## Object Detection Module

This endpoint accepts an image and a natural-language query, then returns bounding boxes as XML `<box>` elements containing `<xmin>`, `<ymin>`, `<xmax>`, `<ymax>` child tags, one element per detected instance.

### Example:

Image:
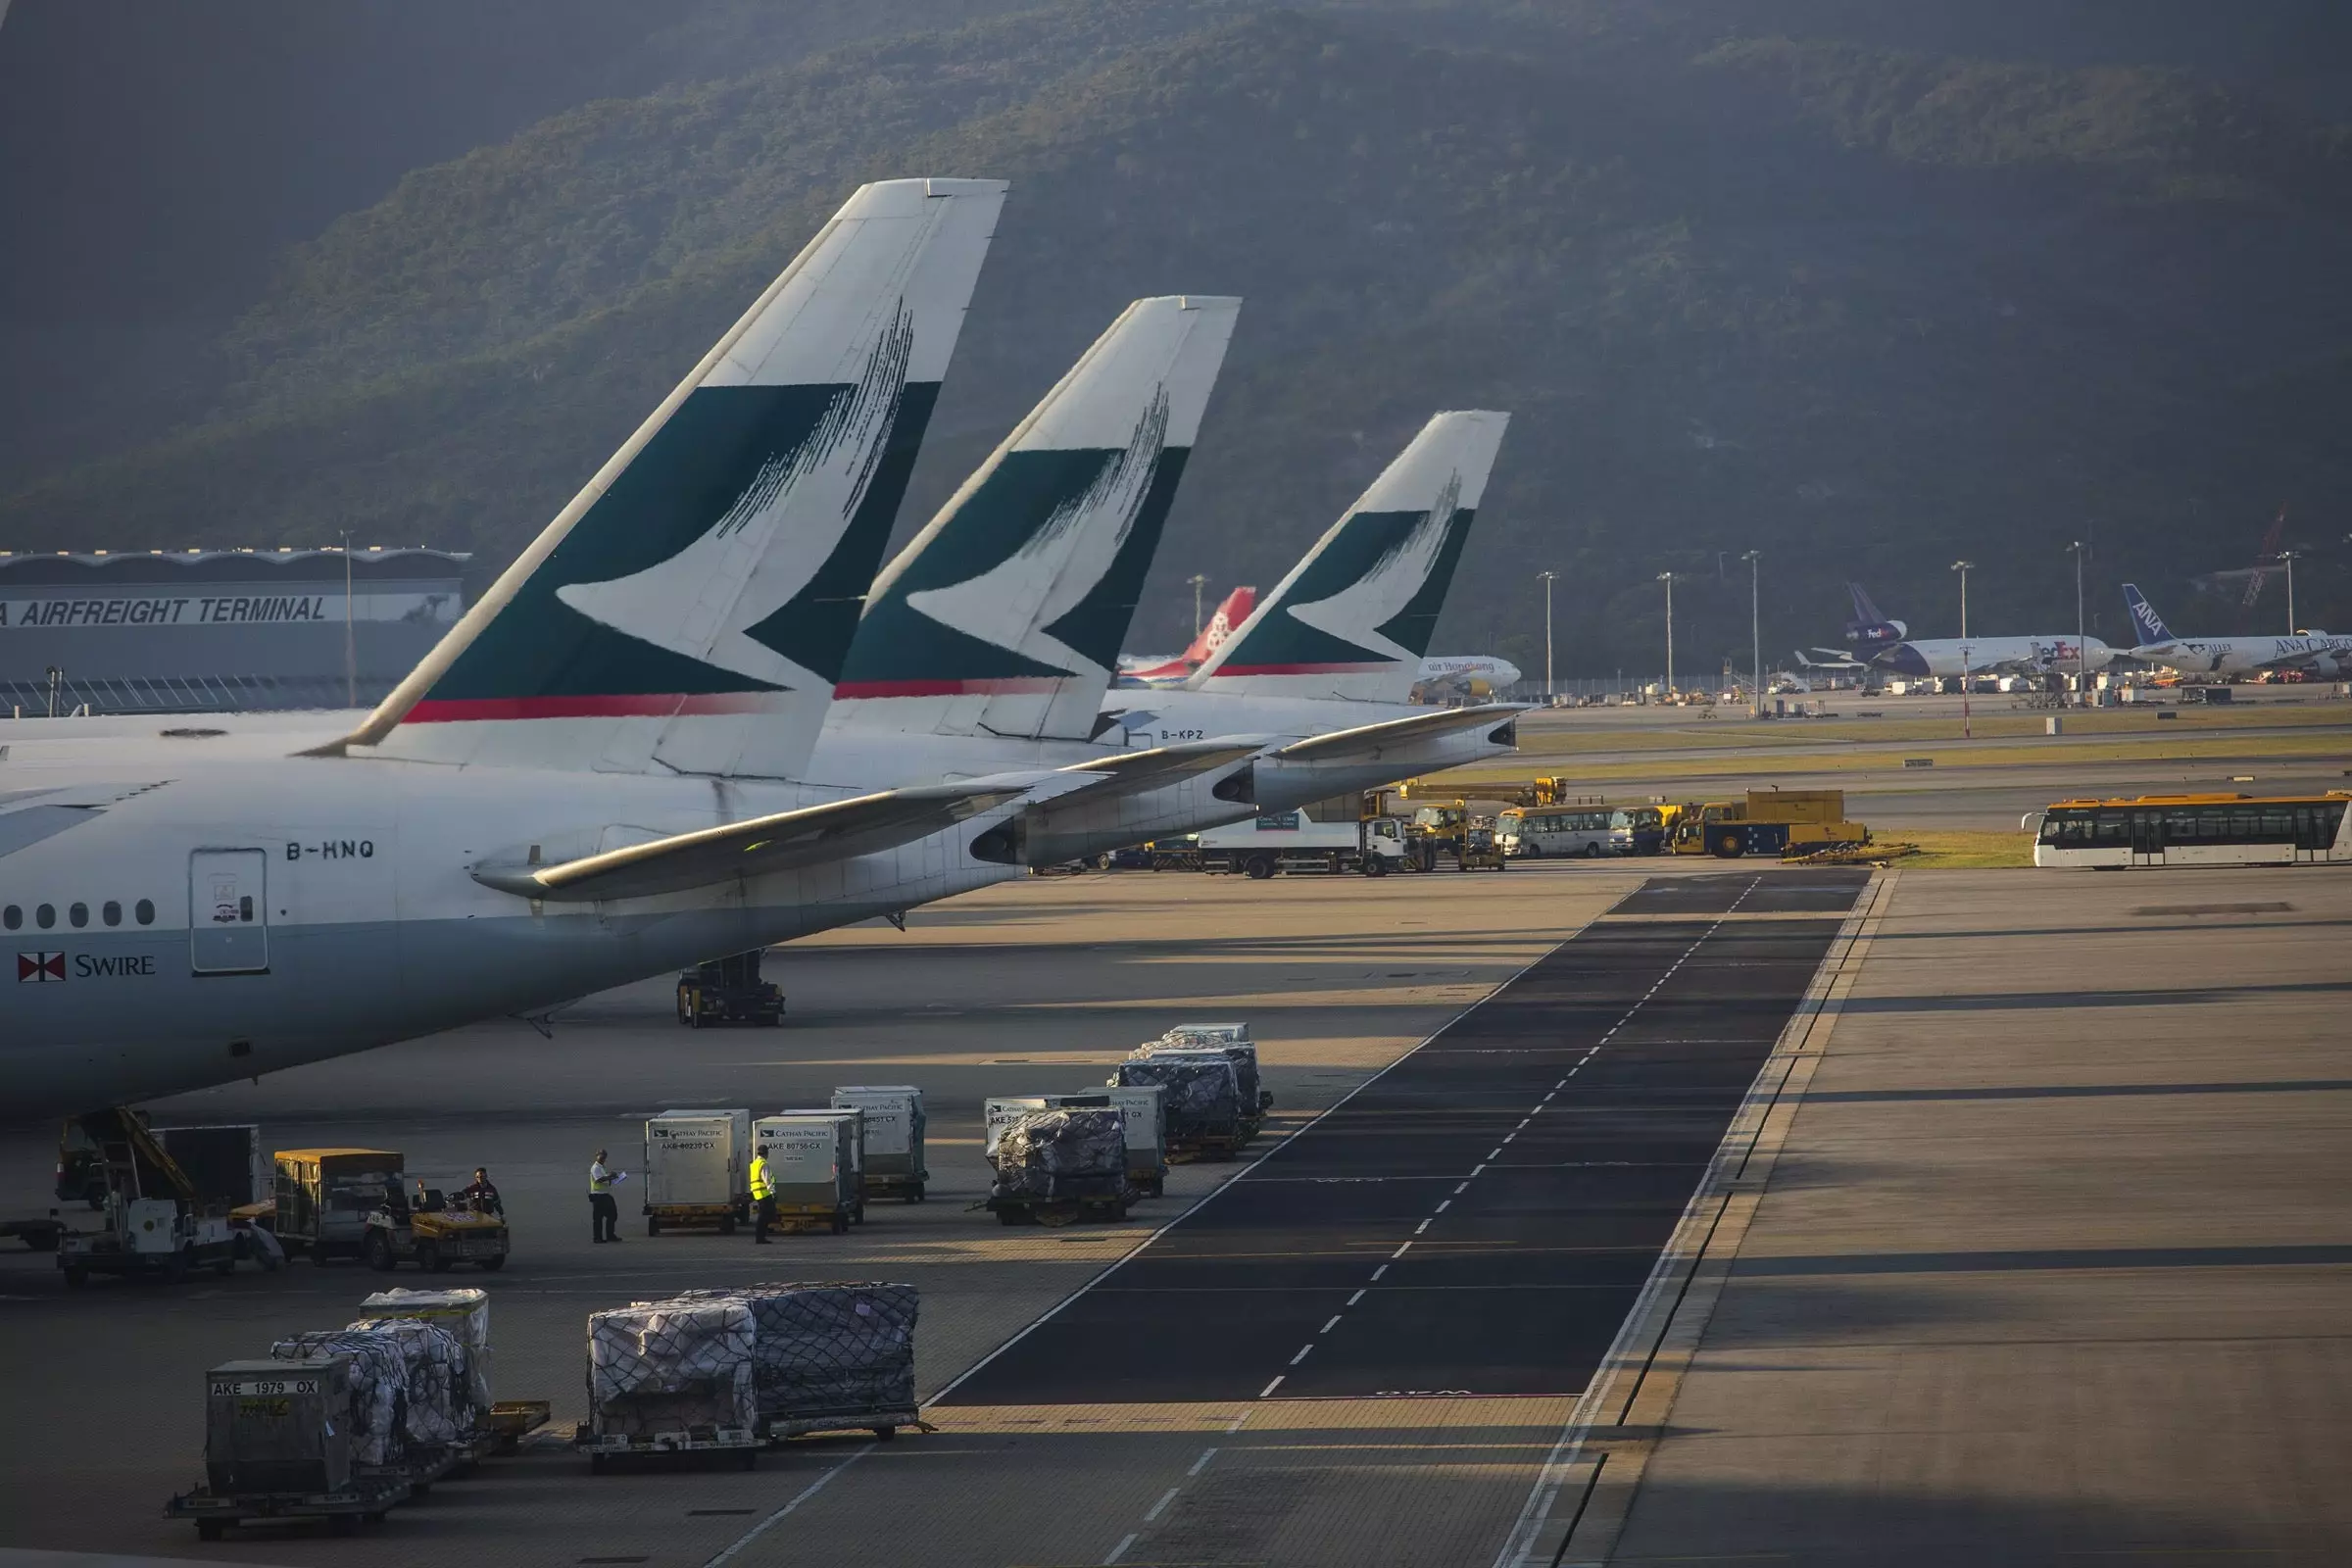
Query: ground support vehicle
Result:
<box><xmin>57</xmin><ymin>1109</ymin><xmax>266</xmax><ymax>1287</ymax></box>
<box><xmin>1669</xmin><ymin>789</ymin><xmax>1869</xmax><ymax>859</ymax></box>
<box><xmin>271</xmin><ymin>1149</ymin><xmax>404</xmax><ymax>1264</ymax></box>
<box><xmin>643</xmin><ymin>1108</ymin><xmax>752</xmax><ymax>1235</ymax></box>
<box><xmin>675</xmin><ymin>951</ymin><xmax>784</xmax><ymax>1027</ymax></box>
<box><xmin>1408</xmin><ymin>802</ymin><xmax>1471</xmax><ymax>862</ymax></box>
<box><xmin>1198</xmin><ymin>808</ymin><xmax>1409</xmax><ymax>877</ymax></box>
<box><xmin>1145</xmin><ymin>836</ymin><xmax>1201</xmax><ymax>870</ymax></box>
<box><xmin>749</xmin><ymin>1113</ymin><xmax>857</xmax><ymax>1234</ymax></box>
<box><xmin>2034</xmin><ymin>791</ymin><xmax>2352</xmax><ymax>869</ymax></box>
<box><xmin>1457</xmin><ymin>825</ymin><xmax>1508</xmax><ymax>870</ymax></box>
<box><xmin>2</xmin><ymin>1215</ymin><xmax>65</xmax><ymax>1251</ymax></box>
<box><xmin>363</xmin><ymin>1187</ymin><xmax>509</xmax><ymax>1273</ymax></box>
<box><xmin>831</xmin><ymin>1086</ymin><xmax>928</xmax><ymax>1201</ymax></box>
<box><xmin>1496</xmin><ymin>805</ymin><xmax>1629</xmax><ymax>859</ymax></box>
<box><xmin>483</xmin><ymin>1401</ymin><xmax>552</xmax><ymax>1454</ymax></box>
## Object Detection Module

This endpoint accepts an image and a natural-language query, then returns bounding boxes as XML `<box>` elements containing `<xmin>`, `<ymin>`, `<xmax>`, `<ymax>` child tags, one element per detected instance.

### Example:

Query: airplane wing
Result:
<box><xmin>1271</xmin><ymin>704</ymin><xmax>1531</xmax><ymax>763</ymax></box>
<box><xmin>1046</xmin><ymin>737</ymin><xmax>1268</xmax><ymax>801</ymax></box>
<box><xmin>471</xmin><ymin>782</ymin><xmax>1028</xmax><ymax>903</ymax></box>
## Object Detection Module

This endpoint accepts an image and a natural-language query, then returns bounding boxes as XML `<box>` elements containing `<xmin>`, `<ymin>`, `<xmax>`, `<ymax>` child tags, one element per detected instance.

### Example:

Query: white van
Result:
<box><xmin>1497</xmin><ymin>807</ymin><xmax>1632</xmax><ymax>859</ymax></box>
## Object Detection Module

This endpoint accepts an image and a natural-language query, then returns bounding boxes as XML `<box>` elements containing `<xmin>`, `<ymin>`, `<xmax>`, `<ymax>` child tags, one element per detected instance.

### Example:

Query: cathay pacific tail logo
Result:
<box><xmin>553</xmin><ymin>303</ymin><xmax>919</xmax><ymax>690</ymax></box>
<box><xmin>905</xmin><ymin>389</ymin><xmax>1173</xmax><ymax>677</ymax></box>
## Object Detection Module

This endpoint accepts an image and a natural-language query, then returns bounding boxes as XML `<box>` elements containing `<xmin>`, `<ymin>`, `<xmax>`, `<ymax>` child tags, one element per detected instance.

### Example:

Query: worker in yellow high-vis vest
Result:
<box><xmin>749</xmin><ymin>1147</ymin><xmax>775</xmax><ymax>1245</ymax></box>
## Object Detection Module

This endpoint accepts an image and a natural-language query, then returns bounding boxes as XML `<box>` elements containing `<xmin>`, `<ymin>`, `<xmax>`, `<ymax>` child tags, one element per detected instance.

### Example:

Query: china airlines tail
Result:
<box><xmin>1183</xmin><ymin>411</ymin><xmax>1507</xmax><ymax>703</ymax></box>
<box><xmin>832</xmin><ymin>294</ymin><xmax>1239</xmax><ymax>742</ymax></box>
<box><xmin>332</xmin><ymin>177</ymin><xmax>1006</xmax><ymax>776</ymax></box>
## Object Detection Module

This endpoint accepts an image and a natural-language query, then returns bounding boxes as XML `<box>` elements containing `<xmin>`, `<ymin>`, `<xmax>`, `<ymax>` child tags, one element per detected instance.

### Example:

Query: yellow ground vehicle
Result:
<box><xmin>1457</xmin><ymin>825</ymin><xmax>1507</xmax><ymax>870</ymax></box>
<box><xmin>1669</xmin><ymin>790</ymin><xmax>1869</xmax><ymax>858</ymax></box>
<box><xmin>1410</xmin><ymin>803</ymin><xmax>1470</xmax><ymax>863</ymax></box>
<box><xmin>270</xmin><ymin>1149</ymin><xmax>404</xmax><ymax>1263</ymax></box>
<box><xmin>364</xmin><ymin>1180</ymin><xmax>509</xmax><ymax>1273</ymax></box>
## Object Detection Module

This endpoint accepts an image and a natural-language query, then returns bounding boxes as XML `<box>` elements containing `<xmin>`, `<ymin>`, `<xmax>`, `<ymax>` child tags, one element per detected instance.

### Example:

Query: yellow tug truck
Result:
<box><xmin>1669</xmin><ymin>789</ymin><xmax>1869</xmax><ymax>859</ymax></box>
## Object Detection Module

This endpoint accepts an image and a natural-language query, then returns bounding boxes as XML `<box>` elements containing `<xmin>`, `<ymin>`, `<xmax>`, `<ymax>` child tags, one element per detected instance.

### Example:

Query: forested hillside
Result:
<box><xmin>7</xmin><ymin>0</ymin><xmax>2352</xmax><ymax>675</ymax></box>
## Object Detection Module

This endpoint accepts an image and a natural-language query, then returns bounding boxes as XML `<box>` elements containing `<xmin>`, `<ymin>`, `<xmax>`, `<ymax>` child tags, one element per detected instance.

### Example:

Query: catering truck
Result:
<box><xmin>1197</xmin><ymin>809</ymin><xmax>1411</xmax><ymax>878</ymax></box>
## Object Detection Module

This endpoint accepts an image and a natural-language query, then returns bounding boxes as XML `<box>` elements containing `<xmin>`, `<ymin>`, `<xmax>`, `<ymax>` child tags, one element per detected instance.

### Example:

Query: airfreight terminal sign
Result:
<box><xmin>0</xmin><ymin>592</ymin><xmax>456</xmax><ymax>628</ymax></box>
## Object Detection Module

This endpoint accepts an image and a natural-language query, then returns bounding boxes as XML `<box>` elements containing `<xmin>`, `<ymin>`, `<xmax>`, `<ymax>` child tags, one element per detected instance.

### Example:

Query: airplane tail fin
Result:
<box><xmin>833</xmin><ymin>294</ymin><xmax>1240</xmax><ymax>742</ymax></box>
<box><xmin>1186</xmin><ymin>411</ymin><xmax>1509</xmax><ymax>703</ymax></box>
<box><xmin>1180</xmin><ymin>587</ymin><xmax>1256</xmax><ymax>665</ymax></box>
<box><xmin>1848</xmin><ymin>581</ymin><xmax>1886</xmax><ymax>626</ymax></box>
<box><xmin>337</xmin><ymin>177</ymin><xmax>1006</xmax><ymax>775</ymax></box>
<box><xmin>2123</xmin><ymin>583</ymin><xmax>2177</xmax><ymax>648</ymax></box>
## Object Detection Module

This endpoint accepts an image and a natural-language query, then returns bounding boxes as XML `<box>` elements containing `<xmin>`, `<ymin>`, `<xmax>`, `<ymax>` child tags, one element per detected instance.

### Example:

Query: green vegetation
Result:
<box><xmin>5</xmin><ymin>0</ymin><xmax>2350</xmax><ymax>660</ymax></box>
<box><xmin>1878</xmin><ymin>831</ymin><xmax>2035</xmax><ymax>869</ymax></box>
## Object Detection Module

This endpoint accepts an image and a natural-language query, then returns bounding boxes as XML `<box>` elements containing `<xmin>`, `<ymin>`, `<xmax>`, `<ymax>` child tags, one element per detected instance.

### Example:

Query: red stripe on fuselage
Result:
<box><xmin>401</xmin><ymin>692</ymin><xmax>782</xmax><ymax>722</ymax></box>
<box><xmin>831</xmin><ymin>676</ymin><xmax>1066</xmax><ymax>698</ymax></box>
<box><xmin>1203</xmin><ymin>661</ymin><xmax>1392</xmax><ymax>676</ymax></box>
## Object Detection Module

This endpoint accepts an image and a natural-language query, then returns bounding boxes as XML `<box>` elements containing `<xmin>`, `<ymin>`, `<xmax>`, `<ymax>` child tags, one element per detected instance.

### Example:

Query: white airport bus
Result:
<box><xmin>1496</xmin><ymin>806</ymin><xmax>1633</xmax><ymax>859</ymax></box>
<box><xmin>2033</xmin><ymin>793</ymin><xmax>2351</xmax><ymax>869</ymax></box>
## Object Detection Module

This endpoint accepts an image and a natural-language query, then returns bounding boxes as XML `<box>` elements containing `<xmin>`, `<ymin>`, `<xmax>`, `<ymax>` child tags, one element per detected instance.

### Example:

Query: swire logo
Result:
<box><xmin>17</xmin><ymin>952</ymin><xmax>66</xmax><ymax>983</ymax></box>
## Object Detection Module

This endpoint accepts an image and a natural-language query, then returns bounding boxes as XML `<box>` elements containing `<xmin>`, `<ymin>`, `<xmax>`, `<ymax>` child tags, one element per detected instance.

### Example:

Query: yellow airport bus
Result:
<box><xmin>2033</xmin><ymin>792</ymin><xmax>2351</xmax><ymax>870</ymax></box>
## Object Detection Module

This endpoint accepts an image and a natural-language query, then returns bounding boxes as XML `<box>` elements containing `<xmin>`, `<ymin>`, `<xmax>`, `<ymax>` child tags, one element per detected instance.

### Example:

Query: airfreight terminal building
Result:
<box><xmin>0</xmin><ymin>548</ymin><xmax>467</xmax><ymax>714</ymax></box>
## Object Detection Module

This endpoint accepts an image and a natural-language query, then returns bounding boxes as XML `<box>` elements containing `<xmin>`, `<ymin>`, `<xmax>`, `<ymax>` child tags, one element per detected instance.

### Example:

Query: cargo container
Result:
<box><xmin>270</xmin><ymin>1149</ymin><xmax>403</xmax><ymax>1263</ymax></box>
<box><xmin>749</xmin><ymin>1114</ymin><xmax>855</xmax><ymax>1234</ymax></box>
<box><xmin>988</xmin><ymin>1107</ymin><xmax>1129</xmax><ymax>1226</ymax></box>
<box><xmin>770</xmin><ymin>1109</ymin><xmax>865</xmax><ymax>1222</ymax></box>
<box><xmin>830</xmin><ymin>1086</ymin><xmax>928</xmax><ymax>1201</ymax></box>
<box><xmin>1053</xmin><ymin>1087</ymin><xmax>1168</xmax><ymax>1196</ymax></box>
<box><xmin>167</xmin><ymin>1356</ymin><xmax>408</xmax><ymax>1540</ymax></box>
<box><xmin>1114</xmin><ymin>1049</ymin><xmax>1244</xmax><ymax>1157</ymax></box>
<box><xmin>643</xmin><ymin>1109</ymin><xmax>751</xmax><ymax>1236</ymax></box>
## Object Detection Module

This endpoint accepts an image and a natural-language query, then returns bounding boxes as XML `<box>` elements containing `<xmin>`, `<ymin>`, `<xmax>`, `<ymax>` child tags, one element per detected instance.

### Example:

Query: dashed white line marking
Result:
<box><xmin>1225</xmin><ymin>1408</ymin><xmax>1253</xmax><ymax>1434</ymax></box>
<box><xmin>1435</xmin><ymin>1200</ymin><xmax>1451</xmax><ymax>1213</ymax></box>
<box><xmin>1414</xmin><ymin>1219</ymin><xmax>1432</xmax><ymax>1234</ymax></box>
<box><xmin>1289</xmin><ymin>1344</ymin><xmax>1314</xmax><ymax>1366</ymax></box>
<box><xmin>1554</xmin><ymin>1078</ymin><xmax>1568</xmax><ymax>1090</ymax></box>
<box><xmin>1371</xmin><ymin>1264</ymin><xmax>1389</xmax><ymax>1281</ymax></box>
<box><xmin>1321</xmin><ymin>1315</ymin><xmax>1343</xmax><ymax>1334</ymax></box>
<box><xmin>1516</xmin><ymin>1117</ymin><xmax>1531</xmax><ymax>1129</ymax></box>
<box><xmin>1392</xmin><ymin>1242</ymin><xmax>1414</xmax><ymax>1259</ymax></box>
<box><xmin>1501</xmin><ymin>1133</ymin><xmax>1517</xmax><ymax>1144</ymax></box>
<box><xmin>1473</xmin><ymin>1164</ymin><xmax>1488</xmax><ymax>1175</ymax></box>
<box><xmin>1488</xmin><ymin>1148</ymin><xmax>1503</xmax><ymax>1160</ymax></box>
<box><xmin>1146</xmin><ymin>1487</ymin><xmax>1180</xmax><ymax>1522</ymax></box>
<box><xmin>1347</xmin><ymin>1289</ymin><xmax>1366</xmax><ymax>1306</ymax></box>
<box><xmin>1104</xmin><ymin>1531</ymin><xmax>1139</xmax><ymax>1564</ymax></box>
<box><xmin>1258</xmin><ymin>1375</ymin><xmax>1285</xmax><ymax>1398</ymax></box>
<box><xmin>1541</xmin><ymin>1093</ymin><xmax>1555</xmax><ymax>1103</ymax></box>
<box><xmin>1454</xmin><ymin>1181</ymin><xmax>1471</xmax><ymax>1196</ymax></box>
<box><xmin>1189</xmin><ymin>1447</ymin><xmax>1219</xmax><ymax>1477</ymax></box>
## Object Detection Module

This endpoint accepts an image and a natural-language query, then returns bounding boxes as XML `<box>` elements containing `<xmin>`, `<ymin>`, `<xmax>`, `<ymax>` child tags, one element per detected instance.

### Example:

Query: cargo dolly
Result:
<box><xmin>986</xmin><ymin>1172</ymin><xmax>1131</xmax><ymax>1226</ymax></box>
<box><xmin>577</xmin><ymin>1409</ymin><xmax>928</xmax><ymax>1471</ymax></box>
<box><xmin>168</xmin><ymin>1473</ymin><xmax>412</xmax><ymax>1541</ymax></box>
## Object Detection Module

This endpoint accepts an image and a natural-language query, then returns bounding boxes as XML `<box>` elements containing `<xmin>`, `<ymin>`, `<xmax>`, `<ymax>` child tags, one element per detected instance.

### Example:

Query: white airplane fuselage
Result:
<box><xmin>1874</xmin><ymin>635</ymin><xmax>2115</xmax><ymax>680</ymax></box>
<box><xmin>3</xmin><ymin>758</ymin><xmax>1035</xmax><ymax>1116</ymax></box>
<box><xmin>2133</xmin><ymin>632</ymin><xmax>2350</xmax><ymax>678</ymax></box>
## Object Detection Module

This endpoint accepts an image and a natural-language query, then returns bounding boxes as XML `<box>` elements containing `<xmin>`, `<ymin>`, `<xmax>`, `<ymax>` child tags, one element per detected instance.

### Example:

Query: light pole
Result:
<box><xmin>1950</xmin><ymin>559</ymin><xmax>1973</xmax><ymax>640</ymax></box>
<box><xmin>1186</xmin><ymin>573</ymin><xmax>1208</xmax><ymax>637</ymax></box>
<box><xmin>2279</xmin><ymin>550</ymin><xmax>2303</xmax><ymax>632</ymax></box>
<box><xmin>340</xmin><ymin>529</ymin><xmax>357</xmax><ymax>710</ymax></box>
<box><xmin>1538</xmin><ymin>569</ymin><xmax>1558</xmax><ymax>702</ymax></box>
<box><xmin>2067</xmin><ymin>540</ymin><xmax>2088</xmax><ymax>702</ymax></box>
<box><xmin>1656</xmin><ymin>571</ymin><xmax>1677</xmax><ymax>700</ymax></box>
<box><xmin>1959</xmin><ymin>641</ymin><xmax>1972</xmax><ymax>740</ymax></box>
<box><xmin>1742</xmin><ymin>551</ymin><xmax>1761</xmax><ymax>716</ymax></box>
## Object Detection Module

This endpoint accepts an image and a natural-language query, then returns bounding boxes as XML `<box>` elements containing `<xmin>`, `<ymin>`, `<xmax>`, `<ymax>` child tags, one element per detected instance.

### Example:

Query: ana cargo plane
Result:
<box><xmin>2124</xmin><ymin>584</ymin><xmax>2351</xmax><ymax>677</ymax></box>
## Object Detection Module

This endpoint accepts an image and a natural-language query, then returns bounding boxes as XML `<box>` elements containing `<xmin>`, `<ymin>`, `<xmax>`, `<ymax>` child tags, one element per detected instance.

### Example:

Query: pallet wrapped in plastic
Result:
<box><xmin>992</xmin><ymin>1106</ymin><xmax>1127</xmax><ymax>1200</ymax></box>
<box><xmin>587</xmin><ymin>1298</ymin><xmax>757</xmax><ymax>1439</ymax></box>
<box><xmin>1155</xmin><ymin>1032</ymin><xmax>1262</xmax><ymax>1109</ymax></box>
<box><xmin>671</xmin><ymin>1283</ymin><xmax>918</xmax><ymax>1422</ymax></box>
<box><xmin>358</xmin><ymin>1287</ymin><xmax>492</xmax><ymax>1410</ymax></box>
<box><xmin>346</xmin><ymin>1315</ymin><xmax>475</xmax><ymax>1445</ymax></box>
<box><xmin>1113</xmin><ymin>1053</ymin><xmax>1241</xmax><ymax>1134</ymax></box>
<box><xmin>270</xmin><ymin>1329</ymin><xmax>411</xmax><ymax>1467</ymax></box>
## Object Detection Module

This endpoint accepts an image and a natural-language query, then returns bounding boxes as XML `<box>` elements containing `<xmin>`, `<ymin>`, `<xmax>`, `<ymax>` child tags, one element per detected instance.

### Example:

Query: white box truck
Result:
<box><xmin>831</xmin><ymin>1086</ymin><xmax>928</xmax><ymax>1202</ymax></box>
<box><xmin>643</xmin><ymin>1108</ymin><xmax>751</xmax><ymax>1236</ymax></box>
<box><xmin>1197</xmin><ymin>808</ymin><xmax>1409</xmax><ymax>878</ymax></box>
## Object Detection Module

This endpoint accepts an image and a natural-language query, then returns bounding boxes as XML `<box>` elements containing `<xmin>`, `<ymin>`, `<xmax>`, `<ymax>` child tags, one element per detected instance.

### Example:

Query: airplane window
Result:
<box><xmin>102</xmin><ymin>901</ymin><xmax>122</xmax><ymax>927</ymax></box>
<box><xmin>135</xmin><ymin>899</ymin><xmax>156</xmax><ymax>926</ymax></box>
<box><xmin>1</xmin><ymin>906</ymin><xmax>18</xmax><ymax>930</ymax></box>
<box><xmin>36</xmin><ymin>904</ymin><xmax>56</xmax><ymax>929</ymax></box>
<box><xmin>69</xmin><ymin>903</ymin><xmax>88</xmax><ymax>928</ymax></box>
